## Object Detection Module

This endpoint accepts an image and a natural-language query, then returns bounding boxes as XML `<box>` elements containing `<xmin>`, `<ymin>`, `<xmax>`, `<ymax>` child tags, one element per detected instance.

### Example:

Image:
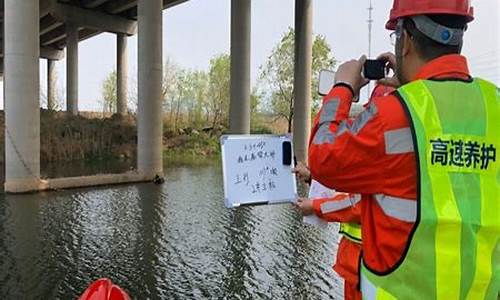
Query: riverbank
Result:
<box><xmin>0</xmin><ymin>110</ymin><xmax>283</xmax><ymax>168</ymax></box>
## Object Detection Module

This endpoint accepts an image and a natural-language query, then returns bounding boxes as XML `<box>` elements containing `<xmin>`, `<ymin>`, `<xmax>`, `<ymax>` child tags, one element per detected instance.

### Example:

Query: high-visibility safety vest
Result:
<box><xmin>360</xmin><ymin>78</ymin><xmax>500</xmax><ymax>300</ymax></box>
<box><xmin>340</xmin><ymin>222</ymin><xmax>362</xmax><ymax>244</ymax></box>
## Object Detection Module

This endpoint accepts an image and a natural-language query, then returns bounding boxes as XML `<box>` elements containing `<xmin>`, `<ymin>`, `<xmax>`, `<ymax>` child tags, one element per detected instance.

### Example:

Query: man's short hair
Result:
<box><xmin>403</xmin><ymin>14</ymin><xmax>469</xmax><ymax>61</ymax></box>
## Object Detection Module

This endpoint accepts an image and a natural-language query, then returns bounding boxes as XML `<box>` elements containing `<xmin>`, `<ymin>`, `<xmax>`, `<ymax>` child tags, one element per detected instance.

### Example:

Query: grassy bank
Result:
<box><xmin>163</xmin><ymin>117</ymin><xmax>281</xmax><ymax>165</ymax></box>
<box><xmin>0</xmin><ymin>110</ymin><xmax>137</xmax><ymax>164</ymax></box>
<box><xmin>0</xmin><ymin>110</ymin><xmax>283</xmax><ymax>166</ymax></box>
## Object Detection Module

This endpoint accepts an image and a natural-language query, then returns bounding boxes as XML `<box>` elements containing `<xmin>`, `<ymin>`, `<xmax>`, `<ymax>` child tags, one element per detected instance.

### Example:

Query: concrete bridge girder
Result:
<box><xmin>0</xmin><ymin>46</ymin><xmax>63</xmax><ymax>61</ymax></box>
<box><xmin>49</xmin><ymin>1</ymin><xmax>137</xmax><ymax>36</ymax></box>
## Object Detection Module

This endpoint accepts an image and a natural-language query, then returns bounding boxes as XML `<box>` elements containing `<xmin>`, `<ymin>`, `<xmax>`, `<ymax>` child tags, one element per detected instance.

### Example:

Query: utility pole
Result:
<box><xmin>367</xmin><ymin>0</ymin><xmax>374</xmax><ymax>100</ymax></box>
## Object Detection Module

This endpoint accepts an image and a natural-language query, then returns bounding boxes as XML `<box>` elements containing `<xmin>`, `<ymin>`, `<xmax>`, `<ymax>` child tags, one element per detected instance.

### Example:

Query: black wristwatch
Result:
<box><xmin>333</xmin><ymin>82</ymin><xmax>360</xmax><ymax>103</ymax></box>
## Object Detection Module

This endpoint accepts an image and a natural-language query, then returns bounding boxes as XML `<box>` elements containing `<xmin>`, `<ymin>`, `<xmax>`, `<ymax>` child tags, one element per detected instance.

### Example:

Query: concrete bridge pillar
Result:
<box><xmin>47</xmin><ymin>59</ymin><xmax>57</xmax><ymax>110</ymax></box>
<box><xmin>137</xmin><ymin>0</ymin><xmax>163</xmax><ymax>178</ymax></box>
<box><xmin>117</xmin><ymin>33</ymin><xmax>128</xmax><ymax>116</ymax></box>
<box><xmin>66</xmin><ymin>22</ymin><xmax>79</xmax><ymax>115</ymax></box>
<box><xmin>293</xmin><ymin>0</ymin><xmax>313</xmax><ymax>162</ymax></box>
<box><xmin>229</xmin><ymin>0</ymin><xmax>251</xmax><ymax>134</ymax></box>
<box><xmin>4</xmin><ymin>0</ymin><xmax>41</xmax><ymax>192</ymax></box>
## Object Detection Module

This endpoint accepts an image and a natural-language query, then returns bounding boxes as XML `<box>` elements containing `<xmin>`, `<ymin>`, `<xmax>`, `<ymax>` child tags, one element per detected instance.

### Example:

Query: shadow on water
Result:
<box><xmin>40</xmin><ymin>159</ymin><xmax>135</xmax><ymax>179</ymax></box>
<box><xmin>0</xmin><ymin>160</ymin><xmax>343</xmax><ymax>299</ymax></box>
<box><xmin>220</xmin><ymin>207</ymin><xmax>256</xmax><ymax>299</ymax></box>
<box><xmin>132</xmin><ymin>184</ymin><xmax>166</xmax><ymax>299</ymax></box>
<box><xmin>0</xmin><ymin>194</ymin><xmax>43</xmax><ymax>297</ymax></box>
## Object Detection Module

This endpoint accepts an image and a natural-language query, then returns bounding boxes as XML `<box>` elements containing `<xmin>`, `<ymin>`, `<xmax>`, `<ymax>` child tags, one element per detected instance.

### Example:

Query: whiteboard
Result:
<box><xmin>220</xmin><ymin>135</ymin><xmax>298</xmax><ymax>208</ymax></box>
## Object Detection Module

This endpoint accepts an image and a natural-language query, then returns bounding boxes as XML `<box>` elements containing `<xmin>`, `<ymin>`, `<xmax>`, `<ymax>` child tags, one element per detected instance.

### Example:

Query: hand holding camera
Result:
<box><xmin>334</xmin><ymin>55</ymin><xmax>370</xmax><ymax>99</ymax></box>
<box><xmin>334</xmin><ymin>52</ymin><xmax>403</xmax><ymax>102</ymax></box>
<box><xmin>375</xmin><ymin>52</ymin><xmax>401</xmax><ymax>88</ymax></box>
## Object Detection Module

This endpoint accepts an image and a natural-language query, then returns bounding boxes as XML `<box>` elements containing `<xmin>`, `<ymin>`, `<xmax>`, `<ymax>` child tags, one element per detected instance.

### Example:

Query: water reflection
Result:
<box><xmin>1</xmin><ymin>195</ymin><xmax>42</xmax><ymax>297</ymax></box>
<box><xmin>0</xmin><ymin>162</ymin><xmax>343</xmax><ymax>299</ymax></box>
<box><xmin>221</xmin><ymin>207</ymin><xmax>258</xmax><ymax>299</ymax></box>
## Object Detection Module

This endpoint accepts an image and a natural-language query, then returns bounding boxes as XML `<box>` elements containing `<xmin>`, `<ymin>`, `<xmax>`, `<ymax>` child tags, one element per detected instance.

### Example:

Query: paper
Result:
<box><xmin>303</xmin><ymin>180</ymin><xmax>338</xmax><ymax>228</ymax></box>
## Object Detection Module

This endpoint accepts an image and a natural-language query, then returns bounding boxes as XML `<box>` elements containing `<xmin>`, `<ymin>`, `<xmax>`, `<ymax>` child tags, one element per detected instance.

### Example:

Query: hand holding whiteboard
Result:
<box><xmin>220</xmin><ymin>135</ymin><xmax>298</xmax><ymax>208</ymax></box>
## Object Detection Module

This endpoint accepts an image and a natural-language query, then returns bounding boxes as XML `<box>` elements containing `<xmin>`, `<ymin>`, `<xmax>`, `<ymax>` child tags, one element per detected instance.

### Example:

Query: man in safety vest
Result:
<box><xmin>308</xmin><ymin>0</ymin><xmax>500</xmax><ymax>299</ymax></box>
<box><xmin>294</xmin><ymin>85</ymin><xmax>394</xmax><ymax>300</ymax></box>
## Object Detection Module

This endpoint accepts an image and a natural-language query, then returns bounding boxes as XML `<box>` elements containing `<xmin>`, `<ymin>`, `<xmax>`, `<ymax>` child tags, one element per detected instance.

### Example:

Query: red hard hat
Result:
<box><xmin>78</xmin><ymin>278</ymin><xmax>131</xmax><ymax>300</ymax></box>
<box><xmin>386</xmin><ymin>0</ymin><xmax>474</xmax><ymax>30</ymax></box>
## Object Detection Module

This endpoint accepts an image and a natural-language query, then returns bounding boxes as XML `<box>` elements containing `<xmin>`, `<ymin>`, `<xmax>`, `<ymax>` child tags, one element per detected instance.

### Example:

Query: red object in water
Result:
<box><xmin>79</xmin><ymin>278</ymin><xmax>131</xmax><ymax>300</ymax></box>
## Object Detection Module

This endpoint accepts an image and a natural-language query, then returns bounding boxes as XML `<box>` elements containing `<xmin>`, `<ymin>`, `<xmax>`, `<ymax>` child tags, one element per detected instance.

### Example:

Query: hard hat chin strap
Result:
<box><xmin>410</xmin><ymin>15</ymin><xmax>465</xmax><ymax>46</ymax></box>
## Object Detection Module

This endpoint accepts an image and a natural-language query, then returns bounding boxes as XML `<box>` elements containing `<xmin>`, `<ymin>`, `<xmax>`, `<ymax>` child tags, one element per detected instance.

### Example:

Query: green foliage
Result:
<box><xmin>159</xmin><ymin>55</ymin><xmax>232</xmax><ymax>131</ymax></box>
<box><xmin>101</xmin><ymin>70</ymin><xmax>117</xmax><ymax>113</ymax></box>
<box><xmin>162</xmin><ymin>59</ymin><xmax>207</xmax><ymax>130</ymax></box>
<box><xmin>311</xmin><ymin>35</ymin><xmax>336</xmax><ymax>115</ymax></box>
<box><xmin>250</xmin><ymin>124</ymin><xmax>274</xmax><ymax>135</ymax></box>
<box><xmin>164</xmin><ymin>132</ymin><xmax>221</xmax><ymax>166</ymax></box>
<box><xmin>162</xmin><ymin>58</ymin><xmax>180</xmax><ymax>114</ymax></box>
<box><xmin>190</xmin><ymin>70</ymin><xmax>210</xmax><ymax>127</ymax></box>
<box><xmin>260</xmin><ymin>27</ymin><xmax>336</xmax><ymax>132</ymax></box>
<box><xmin>208</xmin><ymin>54</ymin><xmax>231</xmax><ymax>128</ymax></box>
<box><xmin>260</xmin><ymin>29</ymin><xmax>295</xmax><ymax>131</ymax></box>
<box><xmin>103</xmin><ymin>54</ymin><xmax>262</xmax><ymax>134</ymax></box>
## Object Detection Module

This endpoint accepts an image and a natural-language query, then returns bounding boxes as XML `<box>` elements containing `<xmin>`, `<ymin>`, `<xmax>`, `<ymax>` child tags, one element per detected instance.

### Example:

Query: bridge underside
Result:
<box><xmin>0</xmin><ymin>0</ymin><xmax>187</xmax><ymax>73</ymax></box>
<box><xmin>3</xmin><ymin>0</ymin><xmax>314</xmax><ymax>193</ymax></box>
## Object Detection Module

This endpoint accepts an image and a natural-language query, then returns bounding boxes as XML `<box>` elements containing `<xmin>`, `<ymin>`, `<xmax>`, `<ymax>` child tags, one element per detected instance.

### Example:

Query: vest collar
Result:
<box><xmin>413</xmin><ymin>54</ymin><xmax>471</xmax><ymax>81</ymax></box>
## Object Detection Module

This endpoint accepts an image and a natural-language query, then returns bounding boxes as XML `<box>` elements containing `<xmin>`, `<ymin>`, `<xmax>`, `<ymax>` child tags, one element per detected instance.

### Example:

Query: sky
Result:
<box><xmin>1</xmin><ymin>0</ymin><xmax>499</xmax><ymax>111</ymax></box>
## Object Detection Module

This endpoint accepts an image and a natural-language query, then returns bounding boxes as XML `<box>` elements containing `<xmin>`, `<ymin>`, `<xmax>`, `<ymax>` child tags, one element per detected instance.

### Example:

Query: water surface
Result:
<box><xmin>0</xmin><ymin>162</ymin><xmax>343</xmax><ymax>299</ymax></box>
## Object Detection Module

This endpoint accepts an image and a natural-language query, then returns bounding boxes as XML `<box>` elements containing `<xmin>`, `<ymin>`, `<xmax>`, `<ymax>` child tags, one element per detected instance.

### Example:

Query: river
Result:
<box><xmin>0</xmin><ymin>160</ymin><xmax>344</xmax><ymax>299</ymax></box>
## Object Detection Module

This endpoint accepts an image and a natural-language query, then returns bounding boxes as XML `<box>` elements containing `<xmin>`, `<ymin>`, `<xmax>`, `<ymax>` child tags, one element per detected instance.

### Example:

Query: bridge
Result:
<box><xmin>3</xmin><ymin>0</ymin><xmax>314</xmax><ymax>193</ymax></box>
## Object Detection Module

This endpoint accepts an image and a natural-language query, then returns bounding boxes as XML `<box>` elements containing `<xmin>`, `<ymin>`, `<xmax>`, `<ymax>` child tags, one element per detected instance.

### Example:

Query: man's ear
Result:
<box><xmin>401</xmin><ymin>30</ymin><xmax>412</xmax><ymax>58</ymax></box>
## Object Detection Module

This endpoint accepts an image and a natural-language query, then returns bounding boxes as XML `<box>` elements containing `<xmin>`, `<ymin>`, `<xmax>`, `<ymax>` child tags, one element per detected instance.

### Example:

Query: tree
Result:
<box><xmin>172</xmin><ymin>69</ymin><xmax>198</xmax><ymax>131</ymax></box>
<box><xmin>311</xmin><ymin>35</ymin><xmax>336</xmax><ymax>115</ymax></box>
<box><xmin>162</xmin><ymin>57</ymin><xmax>180</xmax><ymax>117</ymax></box>
<box><xmin>250</xmin><ymin>87</ymin><xmax>261</xmax><ymax>118</ymax></box>
<box><xmin>260</xmin><ymin>27</ymin><xmax>336</xmax><ymax>132</ymax></box>
<box><xmin>189</xmin><ymin>70</ymin><xmax>209</xmax><ymax>126</ymax></box>
<box><xmin>207</xmin><ymin>54</ymin><xmax>231</xmax><ymax>129</ymax></box>
<box><xmin>101</xmin><ymin>70</ymin><xmax>117</xmax><ymax>113</ymax></box>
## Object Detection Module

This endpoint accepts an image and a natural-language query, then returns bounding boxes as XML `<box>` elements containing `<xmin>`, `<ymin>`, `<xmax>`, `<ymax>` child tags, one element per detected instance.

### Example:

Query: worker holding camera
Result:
<box><xmin>295</xmin><ymin>84</ymin><xmax>394</xmax><ymax>300</ymax></box>
<box><xmin>308</xmin><ymin>0</ymin><xmax>500</xmax><ymax>299</ymax></box>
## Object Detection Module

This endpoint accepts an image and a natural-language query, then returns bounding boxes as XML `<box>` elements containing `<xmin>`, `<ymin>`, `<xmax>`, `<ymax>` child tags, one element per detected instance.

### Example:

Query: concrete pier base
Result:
<box><xmin>5</xmin><ymin>172</ymin><xmax>152</xmax><ymax>194</ymax></box>
<box><xmin>45</xmin><ymin>172</ymin><xmax>150</xmax><ymax>191</ymax></box>
<box><xmin>4</xmin><ymin>0</ymin><xmax>41</xmax><ymax>193</ymax></box>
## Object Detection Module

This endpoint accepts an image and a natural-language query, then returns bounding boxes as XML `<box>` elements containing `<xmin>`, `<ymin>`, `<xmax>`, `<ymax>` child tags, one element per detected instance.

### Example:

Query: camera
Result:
<box><xmin>363</xmin><ymin>59</ymin><xmax>387</xmax><ymax>80</ymax></box>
